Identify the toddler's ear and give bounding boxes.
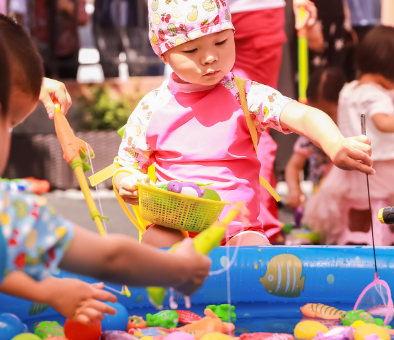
[161,53,169,64]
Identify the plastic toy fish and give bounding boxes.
[354,324,390,340]
[146,311,179,329]
[178,316,233,339]
[301,304,343,320]
[127,316,146,330]
[240,333,294,340]
[128,327,168,338]
[203,309,235,333]
[34,321,65,338]
[206,304,236,322]
[175,310,202,324]
[259,254,305,298]
[294,320,328,339]
[314,327,354,340]
[101,330,139,340]
[341,311,387,327]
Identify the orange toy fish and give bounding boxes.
[300,303,343,320]
[178,311,236,340]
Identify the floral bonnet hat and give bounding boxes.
[148,0,234,57]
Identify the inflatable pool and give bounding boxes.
[1,246,393,335]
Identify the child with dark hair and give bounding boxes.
[303,26,394,245]
[0,14,210,325]
[286,68,346,208]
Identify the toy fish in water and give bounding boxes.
[340,310,389,328]
[300,304,343,320]
[259,254,305,298]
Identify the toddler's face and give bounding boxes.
[0,88,37,175]
[162,30,235,86]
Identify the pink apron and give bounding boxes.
[146,78,263,238]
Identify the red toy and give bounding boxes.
[64,319,102,340]
[175,310,202,324]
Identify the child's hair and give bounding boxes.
[307,67,346,104]
[0,35,10,117]
[0,14,44,102]
[355,26,394,82]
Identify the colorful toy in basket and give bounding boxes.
[137,181,229,233]
[146,202,248,308]
[156,181,221,201]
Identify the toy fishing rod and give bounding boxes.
[294,0,314,104]
[146,202,247,308]
[53,104,106,236]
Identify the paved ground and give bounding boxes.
[45,189,140,239]
[45,188,295,240]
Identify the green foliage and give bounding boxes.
[77,85,145,131]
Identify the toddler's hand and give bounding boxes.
[119,173,151,205]
[46,279,117,325]
[39,78,72,118]
[286,190,305,209]
[171,238,211,297]
[330,135,375,175]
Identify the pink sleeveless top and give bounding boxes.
[118,72,292,237]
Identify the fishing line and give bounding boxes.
[209,205,248,276]
[361,114,378,275]
[86,142,108,235]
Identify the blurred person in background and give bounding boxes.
[306,0,356,76]
[343,0,380,81]
[228,0,288,243]
[285,67,346,209]
[11,0,88,79]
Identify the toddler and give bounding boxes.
[286,67,346,208]
[303,26,394,245]
[114,0,374,247]
[0,14,210,325]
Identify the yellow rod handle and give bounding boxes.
[73,157,107,236]
[218,202,245,227]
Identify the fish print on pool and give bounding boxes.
[259,254,305,298]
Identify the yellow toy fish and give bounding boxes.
[259,254,305,297]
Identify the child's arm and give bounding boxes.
[0,273,117,325]
[60,225,211,297]
[371,114,394,133]
[280,101,374,174]
[285,152,307,208]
